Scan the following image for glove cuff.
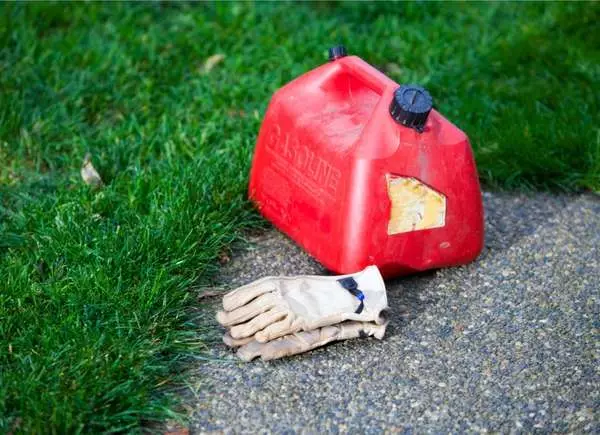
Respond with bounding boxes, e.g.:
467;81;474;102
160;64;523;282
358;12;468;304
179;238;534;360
340;265;389;325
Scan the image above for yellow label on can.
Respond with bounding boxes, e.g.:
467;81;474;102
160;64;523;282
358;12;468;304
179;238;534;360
386;175;446;235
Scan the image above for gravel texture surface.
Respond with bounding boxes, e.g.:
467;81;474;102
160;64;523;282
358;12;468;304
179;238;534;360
186;193;599;433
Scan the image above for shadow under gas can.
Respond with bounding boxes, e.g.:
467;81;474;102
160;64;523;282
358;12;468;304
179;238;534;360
249;46;484;278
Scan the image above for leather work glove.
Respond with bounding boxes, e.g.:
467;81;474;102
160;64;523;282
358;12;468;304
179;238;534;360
216;265;388;343
223;320;388;362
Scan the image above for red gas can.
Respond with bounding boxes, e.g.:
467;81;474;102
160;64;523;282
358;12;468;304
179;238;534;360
249;46;484;277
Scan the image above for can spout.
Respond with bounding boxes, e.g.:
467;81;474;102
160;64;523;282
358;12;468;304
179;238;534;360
328;45;348;61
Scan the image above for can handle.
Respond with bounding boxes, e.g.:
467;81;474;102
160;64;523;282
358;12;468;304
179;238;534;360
339;56;397;95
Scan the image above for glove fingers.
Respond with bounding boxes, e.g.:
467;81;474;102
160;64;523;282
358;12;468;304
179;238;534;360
260;337;308;361
254;315;298;343
222;279;276;312
236;332;312;362
229;307;287;339
216;293;276;327
235;321;388;362
256;325;344;361
236;340;264;362
223;332;255;348
259;321;388;361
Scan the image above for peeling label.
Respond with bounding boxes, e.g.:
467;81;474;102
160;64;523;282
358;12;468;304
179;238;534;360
386;175;446;235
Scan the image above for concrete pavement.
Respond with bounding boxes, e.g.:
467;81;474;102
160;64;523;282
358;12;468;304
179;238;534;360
185;192;599;433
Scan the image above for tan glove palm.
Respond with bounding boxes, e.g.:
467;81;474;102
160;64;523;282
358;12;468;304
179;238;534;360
224;320;388;361
216;265;388;343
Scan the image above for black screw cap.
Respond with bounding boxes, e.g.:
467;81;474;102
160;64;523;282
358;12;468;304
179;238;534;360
328;45;348;61
389;85;433;132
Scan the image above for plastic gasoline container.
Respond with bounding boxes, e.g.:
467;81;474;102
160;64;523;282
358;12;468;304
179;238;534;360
248;46;484;277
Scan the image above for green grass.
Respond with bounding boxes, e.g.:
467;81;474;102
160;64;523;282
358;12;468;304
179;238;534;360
0;2;598;432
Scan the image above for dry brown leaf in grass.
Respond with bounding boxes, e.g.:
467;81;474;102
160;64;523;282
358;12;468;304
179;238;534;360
218;249;231;264
201;53;225;74
80;153;103;187
192;283;230;300
196;289;227;300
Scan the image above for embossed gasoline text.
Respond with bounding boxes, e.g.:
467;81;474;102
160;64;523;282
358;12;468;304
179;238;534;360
267;130;341;196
